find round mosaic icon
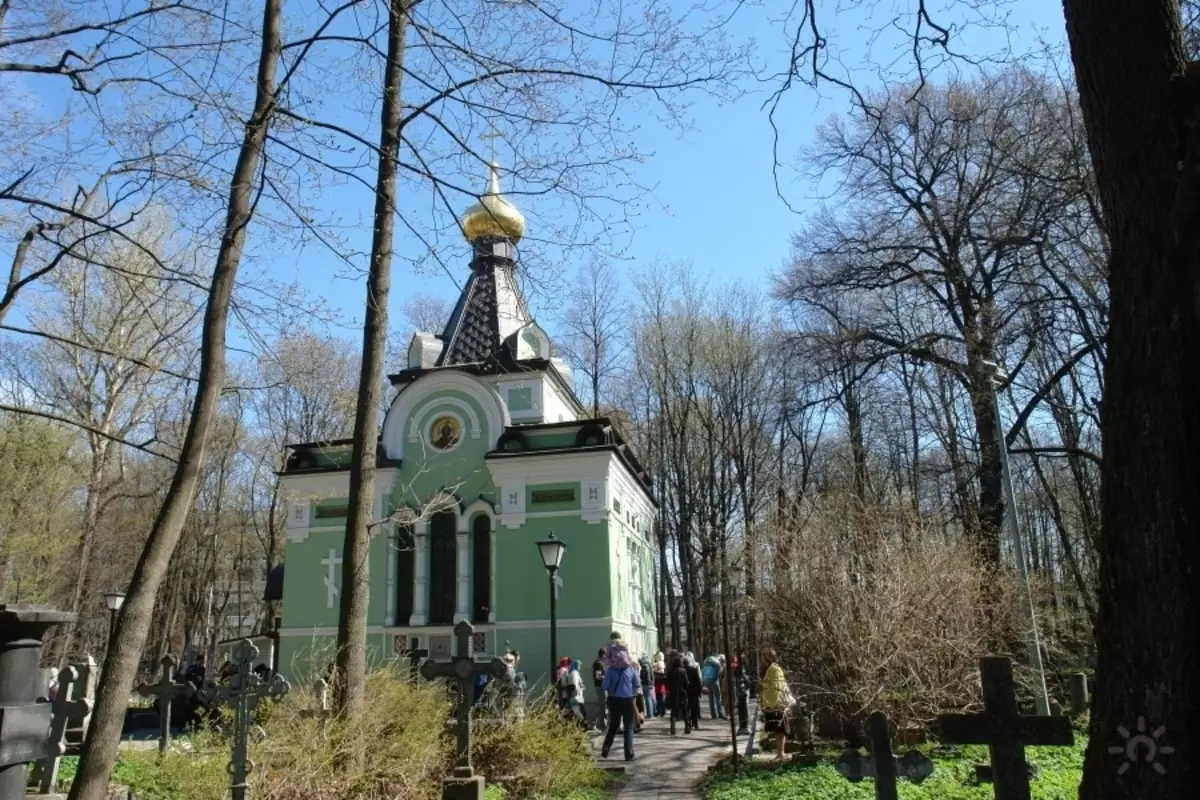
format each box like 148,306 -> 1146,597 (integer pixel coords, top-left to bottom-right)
429,414 -> 462,450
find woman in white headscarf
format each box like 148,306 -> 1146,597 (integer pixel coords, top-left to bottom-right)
683,652 -> 703,730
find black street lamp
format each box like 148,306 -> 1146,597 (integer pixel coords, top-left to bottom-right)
103,590 -> 125,649
536,532 -> 566,681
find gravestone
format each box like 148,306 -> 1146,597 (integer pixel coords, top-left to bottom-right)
0,604 -> 75,799
134,654 -> 195,753
835,711 -> 933,800
64,655 -> 97,751
419,621 -> 508,800
937,657 -> 1073,800
198,639 -> 289,800
1068,673 -> 1088,714
300,679 -> 331,738
31,665 -> 90,794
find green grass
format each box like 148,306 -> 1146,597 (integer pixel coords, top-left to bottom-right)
702,740 -> 1085,800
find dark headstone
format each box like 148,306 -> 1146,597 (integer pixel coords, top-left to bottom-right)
197,640 -> 289,800
0,604 -> 74,798
419,621 -> 507,800
937,657 -> 1073,800
834,711 -> 933,800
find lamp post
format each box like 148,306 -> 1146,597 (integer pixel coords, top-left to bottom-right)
982,361 -> 1051,716
103,590 -> 125,651
536,533 -> 566,681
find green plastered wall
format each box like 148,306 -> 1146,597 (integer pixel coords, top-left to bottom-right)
389,390 -> 498,510
494,515 -> 610,621
280,524 -> 392,630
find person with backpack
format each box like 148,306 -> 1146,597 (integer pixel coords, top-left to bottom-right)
638,654 -> 656,719
702,655 -> 725,720
590,648 -> 607,731
557,658 -> 585,725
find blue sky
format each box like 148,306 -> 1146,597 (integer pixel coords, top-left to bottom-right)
298,0 -> 1072,342
2,1 -> 1070,351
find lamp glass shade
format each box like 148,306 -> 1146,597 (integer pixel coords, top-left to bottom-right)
104,591 -> 126,612
536,534 -> 566,571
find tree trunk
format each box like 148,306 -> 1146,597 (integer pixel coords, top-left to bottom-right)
1064,3 -> 1200,798
57,447 -> 107,664
334,0 -> 409,720
66,3 -> 282,796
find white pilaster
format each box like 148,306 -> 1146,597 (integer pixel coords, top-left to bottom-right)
488,527 -> 497,623
454,531 -> 470,623
385,525 -> 396,626
409,519 -> 428,626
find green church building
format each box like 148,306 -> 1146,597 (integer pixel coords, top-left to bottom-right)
274,164 -> 659,689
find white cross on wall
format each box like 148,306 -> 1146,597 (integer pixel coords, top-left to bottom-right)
322,549 -> 342,609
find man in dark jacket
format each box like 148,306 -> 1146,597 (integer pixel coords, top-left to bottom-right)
666,651 -> 690,735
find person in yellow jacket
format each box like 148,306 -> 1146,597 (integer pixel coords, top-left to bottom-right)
759,648 -> 791,760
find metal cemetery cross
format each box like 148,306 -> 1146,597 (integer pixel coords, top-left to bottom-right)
33,665 -> 91,793
937,657 -> 1073,800
135,654 -> 195,753
835,711 -> 933,800
420,621 -> 507,786
198,639 -> 290,800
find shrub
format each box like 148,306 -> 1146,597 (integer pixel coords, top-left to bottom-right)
764,506 -> 1025,728
472,690 -> 605,797
72,667 -> 601,799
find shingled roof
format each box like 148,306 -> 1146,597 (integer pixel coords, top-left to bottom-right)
437,263 -> 501,366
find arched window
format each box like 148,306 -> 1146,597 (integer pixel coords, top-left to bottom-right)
395,524 -> 414,625
472,515 -> 491,623
428,511 -> 457,625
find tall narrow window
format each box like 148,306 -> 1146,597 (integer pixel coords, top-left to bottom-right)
395,524 -> 414,625
428,511 -> 456,625
472,515 -> 491,623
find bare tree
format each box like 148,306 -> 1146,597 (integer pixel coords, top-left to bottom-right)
68,1 -> 285,795
559,257 -> 625,417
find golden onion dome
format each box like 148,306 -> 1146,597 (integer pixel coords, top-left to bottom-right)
461,161 -> 525,243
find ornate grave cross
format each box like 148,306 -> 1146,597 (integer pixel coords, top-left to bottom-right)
835,711 -> 933,800
198,639 -> 290,800
420,620 -> 507,795
135,654 -> 195,753
937,656 -> 1073,800
33,665 -> 90,793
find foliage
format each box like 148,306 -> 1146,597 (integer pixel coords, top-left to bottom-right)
472,691 -> 606,798
110,730 -> 231,800
766,526 -> 1023,727
702,740 -> 1086,800
78,669 -> 604,800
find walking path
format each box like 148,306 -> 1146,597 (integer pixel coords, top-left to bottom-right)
590,702 -> 759,799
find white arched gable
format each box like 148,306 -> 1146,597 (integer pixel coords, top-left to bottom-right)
461,497 -> 495,532
381,371 -> 509,459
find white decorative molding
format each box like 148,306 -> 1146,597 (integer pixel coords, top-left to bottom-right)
385,525 -> 396,626
410,529 -> 428,626
462,498 -> 495,528
374,467 -> 399,523
413,400 -> 481,441
454,531 -> 469,622
382,371 -> 509,460
489,526 -> 497,623
279,472 -> 351,543
321,548 -> 342,609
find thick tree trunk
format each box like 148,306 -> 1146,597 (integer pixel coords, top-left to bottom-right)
334,0 -> 409,720
968,380 -> 1004,567
1064,2 -> 1200,798
66,3 -> 282,797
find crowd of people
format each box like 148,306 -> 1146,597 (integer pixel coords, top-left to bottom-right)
551,632 -> 758,761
